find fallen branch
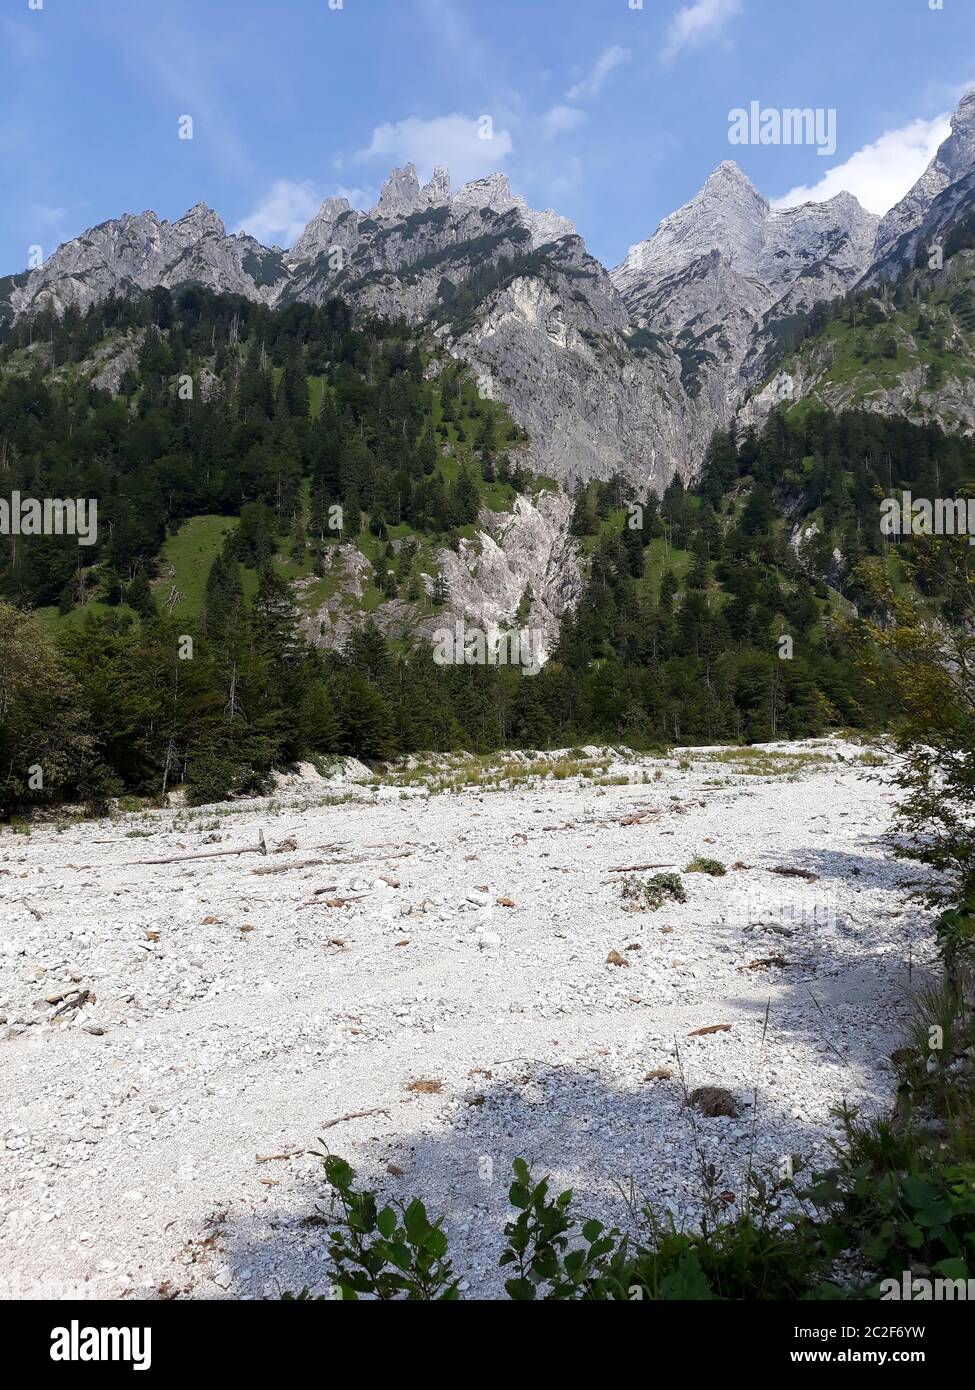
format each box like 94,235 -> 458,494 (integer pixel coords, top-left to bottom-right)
320,1107 -> 391,1130
296,893 -> 365,910
252,858 -> 324,876
123,830 -> 267,867
325,850 -> 414,866
606,862 -> 676,874
770,865 -> 818,882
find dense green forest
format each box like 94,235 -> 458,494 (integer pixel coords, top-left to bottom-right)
3,285 -> 975,815
0,286 -> 529,611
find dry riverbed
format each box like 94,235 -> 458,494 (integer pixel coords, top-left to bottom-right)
0,739 -> 935,1299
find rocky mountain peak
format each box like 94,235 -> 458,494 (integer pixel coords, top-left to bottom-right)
373,163 -> 427,220
703,159 -> 766,202
451,172 -> 575,247
946,85 -> 975,156
452,172 -> 515,214
288,196 -> 355,262
176,202 -> 226,238
614,160 -> 876,301
612,160 -> 769,295
424,164 -> 451,203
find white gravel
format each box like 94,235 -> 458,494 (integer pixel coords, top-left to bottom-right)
0,739 -> 936,1300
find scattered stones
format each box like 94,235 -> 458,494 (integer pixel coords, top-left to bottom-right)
0,737 -> 928,1301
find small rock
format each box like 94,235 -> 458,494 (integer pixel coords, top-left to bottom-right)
687,1087 -> 738,1118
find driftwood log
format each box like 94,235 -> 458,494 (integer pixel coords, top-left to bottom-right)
121,830 -> 268,866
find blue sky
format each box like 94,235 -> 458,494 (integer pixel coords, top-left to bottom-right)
2,0 -> 974,276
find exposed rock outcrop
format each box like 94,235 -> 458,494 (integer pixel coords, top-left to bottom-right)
873,89 -> 975,263
296,489 -> 582,659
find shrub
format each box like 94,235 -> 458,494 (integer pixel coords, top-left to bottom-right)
285,1152 -> 459,1301
685,857 -> 727,876
620,872 -> 687,911
289,1153 -> 827,1301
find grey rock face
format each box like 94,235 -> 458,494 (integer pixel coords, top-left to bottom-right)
446,241 -> 702,490
288,197 -> 355,262
449,172 -> 575,248
867,168 -> 975,286
611,161 -> 878,416
739,250 -> 975,439
873,89 -> 975,263
433,489 -> 582,659
88,331 -> 145,396
10,205 -> 288,320
738,87 -> 975,435
373,162 -> 436,220
296,489 -> 582,658
281,172 -> 683,488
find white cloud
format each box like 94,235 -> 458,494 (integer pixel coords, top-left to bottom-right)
662,0 -> 742,63
773,114 -> 951,215
233,179 -> 326,247
355,114 -> 513,185
542,105 -> 587,140
566,46 -> 631,101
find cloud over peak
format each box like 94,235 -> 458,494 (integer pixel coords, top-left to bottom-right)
355,113 -> 514,185
774,113 -> 951,215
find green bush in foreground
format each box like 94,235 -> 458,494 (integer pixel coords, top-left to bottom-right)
286,1116 -> 975,1300
284,1153 -> 459,1301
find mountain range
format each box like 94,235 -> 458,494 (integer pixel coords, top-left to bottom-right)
5,88 -> 975,494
